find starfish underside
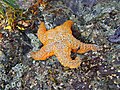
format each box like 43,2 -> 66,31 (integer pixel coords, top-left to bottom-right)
31,20 -> 98,68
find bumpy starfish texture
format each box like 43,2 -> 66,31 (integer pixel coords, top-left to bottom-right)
31,20 -> 99,68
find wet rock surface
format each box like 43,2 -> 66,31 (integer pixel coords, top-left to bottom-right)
108,26 -> 120,43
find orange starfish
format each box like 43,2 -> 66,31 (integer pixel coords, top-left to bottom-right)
31,20 -> 99,68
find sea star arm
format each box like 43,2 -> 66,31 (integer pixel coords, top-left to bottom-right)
62,20 -> 73,34
70,35 -> 98,54
54,44 -> 81,68
37,22 -> 47,44
70,36 -> 81,52
31,44 -> 54,60
77,42 -> 98,54
62,20 -> 73,28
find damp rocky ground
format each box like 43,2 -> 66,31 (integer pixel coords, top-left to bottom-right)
0,0 -> 120,90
